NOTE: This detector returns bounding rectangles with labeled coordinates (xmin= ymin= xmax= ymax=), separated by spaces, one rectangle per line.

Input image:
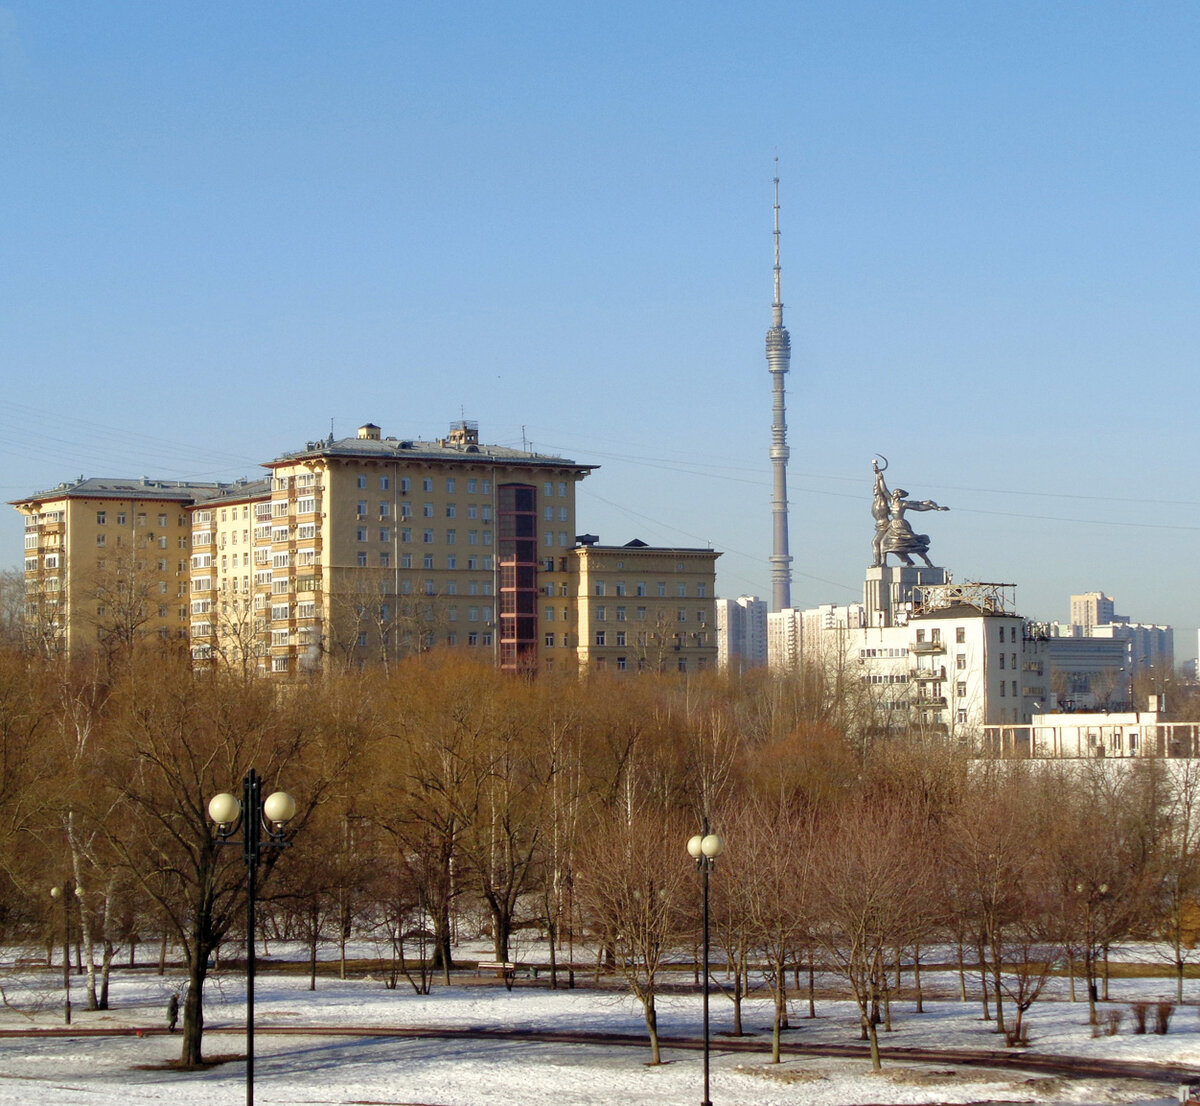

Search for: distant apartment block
xmin=13 ymin=478 xmax=229 ymax=655
xmin=571 ymin=537 xmax=719 ymax=674
xmin=715 ymin=595 xmax=767 ymax=672
xmin=1070 ymin=591 xmax=1121 ymax=630
xmin=13 ymin=421 xmax=720 ymax=677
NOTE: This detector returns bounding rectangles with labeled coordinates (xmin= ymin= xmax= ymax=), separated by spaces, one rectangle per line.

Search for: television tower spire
xmin=766 ymin=161 xmax=793 ymax=611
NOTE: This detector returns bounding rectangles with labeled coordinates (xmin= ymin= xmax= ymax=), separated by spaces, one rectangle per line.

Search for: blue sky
xmin=2 ymin=2 xmax=1198 ymax=655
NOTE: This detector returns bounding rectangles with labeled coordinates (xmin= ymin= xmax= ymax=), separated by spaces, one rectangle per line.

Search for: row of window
xmin=97 ymin=533 xmax=186 ymax=549
xmin=96 ymin=511 xmax=184 ymax=527
xmin=591 ymin=581 xmax=707 ymax=598
xmin=590 ymin=631 xmax=708 ymax=647
xmin=355 ymin=501 xmax=494 ymax=521
xmin=354 ymin=474 xmax=502 ymax=496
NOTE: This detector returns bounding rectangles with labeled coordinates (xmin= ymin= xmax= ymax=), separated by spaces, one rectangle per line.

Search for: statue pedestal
xmin=864 ymin=565 xmax=947 ymax=628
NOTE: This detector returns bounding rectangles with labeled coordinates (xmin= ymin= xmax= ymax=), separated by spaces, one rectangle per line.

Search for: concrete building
xmin=572 ymin=538 xmax=719 ymax=674
xmin=186 ymin=480 xmax=272 ymax=672
xmin=1047 ymin=590 xmax=1174 ymax=705
xmin=1071 ymin=591 xmax=1121 ymax=630
xmin=14 ymin=421 xmax=721 ymax=678
xmin=715 ymin=595 xmax=768 ymax=672
xmin=772 ymin=566 xmax=1047 ymax=736
xmin=245 ymin=420 xmax=594 ymax=675
xmin=13 ymin=477 xmax=229 ymax=654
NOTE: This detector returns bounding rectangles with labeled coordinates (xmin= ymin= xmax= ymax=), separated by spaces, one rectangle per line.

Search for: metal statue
xmin=871 ymin=457 xmax=948 ymax=568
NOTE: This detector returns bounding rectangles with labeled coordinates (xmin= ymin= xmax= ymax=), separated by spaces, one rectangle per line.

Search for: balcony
xmin=910 ymin=640 xmax=945 ymax=655
xmin=911 ymin=666 xmax=947 ymax=681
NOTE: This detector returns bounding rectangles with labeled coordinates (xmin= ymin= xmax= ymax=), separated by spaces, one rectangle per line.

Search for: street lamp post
xmin=1075 ymin=879 xmax=1109 ymax=1024
xmin=208 ymin=769 xmax=297 ymax=1106
xmin=687 ymin=822 xmax=725 ymax=1106
xmin=49 ymin=880 xmax=77 ymax=1025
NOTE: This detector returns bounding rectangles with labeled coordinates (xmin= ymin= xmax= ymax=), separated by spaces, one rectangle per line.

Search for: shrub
xmin=1155 ymin=1002 xmax=1176 ymax=1035
xmin=1104 ymin=1008 xmax=1123 ymax=1036
xmin=1131 ymin=1002 xmax=1150 ymax=1034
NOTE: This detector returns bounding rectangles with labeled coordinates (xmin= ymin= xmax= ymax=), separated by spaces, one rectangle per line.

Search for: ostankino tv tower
xmin=765 ymin=163 xmax=793 ymax=611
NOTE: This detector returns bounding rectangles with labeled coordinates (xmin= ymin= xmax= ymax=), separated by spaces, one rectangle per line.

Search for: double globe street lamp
xmin=48 ymin=880 xmax=80 ymax=1025
xmin=687 ymin=824 xmax=725 ymax=1106
xmin=208 ymin=770 xmax=297 ymax=1106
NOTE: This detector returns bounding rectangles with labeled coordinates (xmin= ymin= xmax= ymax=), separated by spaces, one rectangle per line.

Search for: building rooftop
xmin=11 ymin=477 xmax=235 ymax=506
xmin=268 ymin=422 xmax=594 ymax=472
xmin=574 ymin=536 xmax=719 ymax=555
xmin=190 ymin=479 xmax=272 ymax=506
xmin=907 ymin=601 xmax=1021 ymax=621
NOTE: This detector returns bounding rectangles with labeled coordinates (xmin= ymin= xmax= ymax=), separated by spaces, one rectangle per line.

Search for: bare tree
xmin=91 ymin=653 xmax=341 ymax=1065
xmin=811 ymin=797 xmax=933 ymax=1071
xmin=576 ymin=807 xmax=688 ymax=1064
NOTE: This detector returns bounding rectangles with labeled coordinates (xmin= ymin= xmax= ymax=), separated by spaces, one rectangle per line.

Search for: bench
xmin=477 ymin=960 xmax=516 ymax=989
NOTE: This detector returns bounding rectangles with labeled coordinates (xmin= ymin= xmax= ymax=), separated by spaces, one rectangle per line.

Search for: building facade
xmin=14 ymin=421 xmax=722 ymax=678
xmin=571 ymin=538 xmax=719 ymax=674
xmin=715 ymin=595 xmax=768 ymax=672
xmin=13 ymin=478 xmax=226 ymax=655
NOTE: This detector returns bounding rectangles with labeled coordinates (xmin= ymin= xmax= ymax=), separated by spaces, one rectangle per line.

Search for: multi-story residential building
xmin=12 ymin=421 xmax=726 ymax=678
xmin=187 ymin=480 xmax=271 ymax=672
xmin=715 ymin=595 xmax=768 ymax=672
xmin=1070 ymin=591 xmax=1122 ymax=630
xmin=12 ymin=478 xmax=226 ymax=654
xmin=570 ymin=537 xmax=719 ymax=674
xmin=244 ymin=420 xmax=594 ymax=675
xmin=772 ymin=570 xmax=1048 ymax=737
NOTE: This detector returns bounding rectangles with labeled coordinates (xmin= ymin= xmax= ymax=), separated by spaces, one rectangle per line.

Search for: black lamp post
xmin=208 ymin=770 xmax=297 ymax=1106
xmin=49 ymin=880 xmax=77 ymax=1025
xmin=687 ymin=822 xmax=724 ymax=1106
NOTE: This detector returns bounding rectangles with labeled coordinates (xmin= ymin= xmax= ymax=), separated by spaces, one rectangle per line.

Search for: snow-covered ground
xmin=0 ymin=945 xmax=1193 ymax=1106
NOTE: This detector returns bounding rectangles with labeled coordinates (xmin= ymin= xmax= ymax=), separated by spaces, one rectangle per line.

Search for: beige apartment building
xmin=12 ymin=478 xmax=224 ymax=655
xmin=233 ymin=420 xmax=595 ymax=675
xmin=570 ymin=538 xmax=719 ymax=673
xmin=13 ymin=421 xmax=722 ymax=677
xmin=186 ymin=479 xmax=272 ymax=673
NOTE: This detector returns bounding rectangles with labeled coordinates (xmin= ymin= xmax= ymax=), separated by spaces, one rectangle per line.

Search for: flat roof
xmin=12 ymin=477 xmax=235 ymax=506
xmin=268 ymin=434 xmax=594 ymax=472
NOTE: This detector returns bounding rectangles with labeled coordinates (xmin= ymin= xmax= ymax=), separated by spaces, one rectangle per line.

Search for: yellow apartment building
xmin=12 ymin=478 xmax=223 ymax=655
xmin=13 ymin=422 xmax=722 ymax=677
xmin=251 ymin=420 xmax=594 ymax=675
xmin=186 ymin=479 xmax=271 ymax=673
xmin=570 ymin=538 xmax=720 ymax=673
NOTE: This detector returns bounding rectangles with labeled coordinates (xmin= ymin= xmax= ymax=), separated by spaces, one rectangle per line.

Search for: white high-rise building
xmin=1070 ymin=591 xmax=1123 ymax=630
xmin=715 ymin=595 xmax=768 ymax=672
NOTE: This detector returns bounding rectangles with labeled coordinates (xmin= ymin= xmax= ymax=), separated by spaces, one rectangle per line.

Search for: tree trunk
xmin=308 ymin=920 xmax=318 ymax=992
xmin=99 ymin=942 xmax=113 ymax=1009
xmin=866 ymin=1009 xmax=881 ymax=1071
xmin=643 ymin=995 xmax=662 ymax=1065
xmin=489 ymin=899 xmax=511 ymax=963
xmin=180 ymin=940 xmax=212 ymax=1067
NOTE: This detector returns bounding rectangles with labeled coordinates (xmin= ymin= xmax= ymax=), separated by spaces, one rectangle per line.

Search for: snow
xmin=0 ymin=946 xmax=1190 ymax=1106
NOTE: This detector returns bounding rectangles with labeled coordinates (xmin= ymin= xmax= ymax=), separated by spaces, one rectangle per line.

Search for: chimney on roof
xmin=358 ymin=423 xmax=382 ymax=440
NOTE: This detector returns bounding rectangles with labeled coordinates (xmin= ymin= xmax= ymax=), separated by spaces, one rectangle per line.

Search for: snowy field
xmin=0 ymin=945 xmax=1195 ymax=1106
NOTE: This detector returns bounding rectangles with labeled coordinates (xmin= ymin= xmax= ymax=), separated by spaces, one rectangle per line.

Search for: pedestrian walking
xmin=166 ymin=992 xmax=179 ymax=1033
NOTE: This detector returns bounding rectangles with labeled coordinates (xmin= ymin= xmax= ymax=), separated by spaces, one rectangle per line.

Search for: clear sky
xmin=2 ymin=2 xmax=1198 ymax=656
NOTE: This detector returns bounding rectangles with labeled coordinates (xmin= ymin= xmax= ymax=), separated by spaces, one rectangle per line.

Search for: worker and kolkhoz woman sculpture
xmin=871 ymin=456 xmax=949 ymax=568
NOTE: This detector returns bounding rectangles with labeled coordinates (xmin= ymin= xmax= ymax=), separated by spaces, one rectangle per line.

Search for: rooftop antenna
xmin=765 ymin=157 xmax=793 ymax=611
